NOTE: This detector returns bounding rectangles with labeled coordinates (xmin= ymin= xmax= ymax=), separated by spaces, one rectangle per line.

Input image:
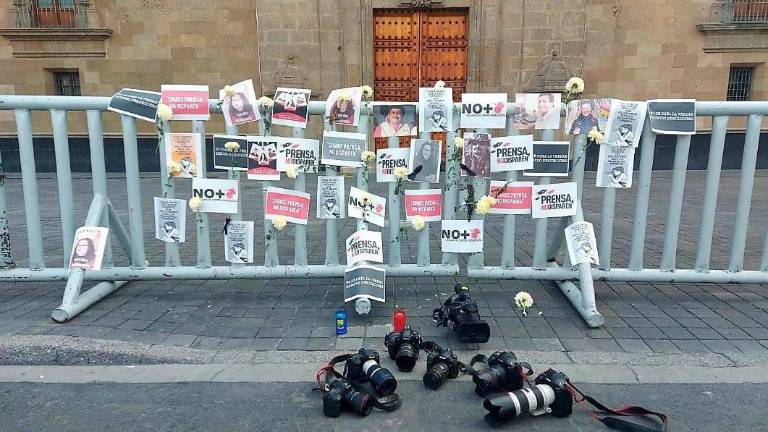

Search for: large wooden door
xmin=373 ymin=8 xmax=468 ymax=151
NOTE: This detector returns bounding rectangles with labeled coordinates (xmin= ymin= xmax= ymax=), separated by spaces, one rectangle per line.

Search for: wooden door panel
xmin=373 ymin=11 xmax=419 ymax=102
xmin=420 ymin=10 xmax=468 ymax=101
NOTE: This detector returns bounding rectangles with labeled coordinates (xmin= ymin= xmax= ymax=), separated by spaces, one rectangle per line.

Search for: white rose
xmin=156 ymin=104 xmax=173 ymax=121
xmin=224 ymin=141 xmax=240 ymax=152
xmin=411 ymin=215 xmax=426 ymax=231
xmin=271 ymin=215 xmax=287 ymax=231
xmin=188 ymin=197 xmax=202 ymax=212
xmin=565 ymin=77 xmax=585 ymax=94
xmin=434 ymin=80 xmax=446 ymax=89
xmin=285 ymin=164 xmax=299 ymax=179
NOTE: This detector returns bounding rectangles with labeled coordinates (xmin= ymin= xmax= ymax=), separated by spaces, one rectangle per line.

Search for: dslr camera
xmin=483 ymin=368 xmax=573 ymax=426
xmin=433 ymin=284 xmax=491 ymax=343
xmin=421 ymin=342 xmax=461 ymax=390
xmin=471 ymin=351 xmax=531 ymax=397
xmin=384 ymin=327 xmax=422 ymax=372
xmin=343 ymin=347 xmax=398 ymax=396
xmin=322 ymin=374 xmax=373 ymax=417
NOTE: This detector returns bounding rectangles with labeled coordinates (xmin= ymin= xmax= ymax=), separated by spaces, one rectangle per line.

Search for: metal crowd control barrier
xmin=0 ymin=96 xmax=766 ymax=329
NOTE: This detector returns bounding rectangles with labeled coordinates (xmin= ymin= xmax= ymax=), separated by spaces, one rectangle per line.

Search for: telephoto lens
xmin=483 ymin=385 xmax=556 ymax=426
xmin=363 ymin=359 xmax=398 ymax=396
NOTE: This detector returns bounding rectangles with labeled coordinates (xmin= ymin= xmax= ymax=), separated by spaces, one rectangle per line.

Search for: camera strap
xmin=565 ymin=381 xmax=668 ymax=432
xmin=316 ymin=354 xmax=403 ymax=413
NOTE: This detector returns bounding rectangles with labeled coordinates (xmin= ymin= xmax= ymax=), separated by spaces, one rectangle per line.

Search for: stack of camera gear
xmin=432 ymin=284 xmax=491 ymax=343
xmin=316 ymin=347 xmax=400 ymax=418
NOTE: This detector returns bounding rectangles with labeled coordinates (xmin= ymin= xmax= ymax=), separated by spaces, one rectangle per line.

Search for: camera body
xmin=534 ymin=369 xmax=573 ymax=418
xmin=472 ymin=351 xmax=527 ymax=396
xmin=384 ymin=327 xmax=422 ymax=372
xmin=433 ymin=284 xmax=491 ymax=343
xmin=422 ymin=344 xmax=460 ymax=390
xmin=343 ymin=347 xmax=397 ymax=396
xmin=322 ymin=375 xmax=373 ymax=418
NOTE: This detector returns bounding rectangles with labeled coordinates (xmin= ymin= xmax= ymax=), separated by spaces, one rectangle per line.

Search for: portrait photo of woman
xmin=409 ymin=139 xmax=442 ymax=183
xmin=220 ymin=79 xmax=261 ymax=127
xmin=70 ymin=238 xmax=96 ymax=270
xmin=68 ymin=227 xmax=108 ymax=271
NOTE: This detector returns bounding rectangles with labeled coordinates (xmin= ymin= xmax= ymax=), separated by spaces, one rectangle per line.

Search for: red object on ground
xmin=393 ymin=309 xmax=407 ymax=332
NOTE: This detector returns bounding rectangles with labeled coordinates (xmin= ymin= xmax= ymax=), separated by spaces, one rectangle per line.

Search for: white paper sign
xmin=531 ymin=182 xmax=578 ymax=219
xmin=376 ymin=147 xmax=411 ymax=182
xmin=322 ymin=131 xmax=368 ymax=168
xmin=604 ymin=99 xmax=647 ymax=147
xmin=348 ymin=187 xmax=386 ymax=228
xmin=225 ymin=221 xmax=254 ymax=264
xmin=460 ymin=93 xmax=508 ymax=129
xmin=154 ymin=197 xmax=186 ymax=243
xmin=191 ymin=178 xmax=239 ymax=214
xmin=276 ymin=138 xmax=320 ymax=174
xmin=419 ymin=87 xmax=453 ymax=132
xmin=441 ymin=220 xmax=484 ymax=253
xmin=565 ymin=221 xmax=599 ymax=265
xmin=325 ymin=87 xmax=363 ymax=126
xmin=69 ymin=226 xmax=109 ymax=271
xmin=346 ymin=230 xmax=384 ymax=266
xmin=317 ymin=176 xmax=345 ymax=219
xmin=596 ymin=145 xmax=635 ymax=188
xmin=490 ymin=135 xmax=534 ymax=172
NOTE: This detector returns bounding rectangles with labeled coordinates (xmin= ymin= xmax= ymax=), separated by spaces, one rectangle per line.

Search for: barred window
xmin=53 ymin=71 xmax=81 ymax=96
xmin=726 ymin=66 xmax=753 ymax=101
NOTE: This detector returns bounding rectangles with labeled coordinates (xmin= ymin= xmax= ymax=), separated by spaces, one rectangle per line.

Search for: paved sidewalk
xmin=0 ymin=171 xmax=767 ymax=359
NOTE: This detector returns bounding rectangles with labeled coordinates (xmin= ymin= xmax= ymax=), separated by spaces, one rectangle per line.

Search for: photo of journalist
xmin=408 ymin=139 xmax=441 ymax=183
xmin=373 ymin=103 xmax=418 ymax=137
xmin=462 ymin=134 xmax=491 ymax=178
xmin=513 ymin=93 xmax=561 ymax=131
xmin=567 ymin=100 xmax=600 ymax=135
xmin=220 ymin=79 xmax=260 ymax=127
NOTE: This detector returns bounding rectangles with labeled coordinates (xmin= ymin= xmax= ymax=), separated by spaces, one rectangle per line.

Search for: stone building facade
xmin=0 ymin=0 xmax=766 ymax=137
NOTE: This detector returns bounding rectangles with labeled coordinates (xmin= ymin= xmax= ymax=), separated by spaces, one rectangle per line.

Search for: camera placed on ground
xmin=469 ymin=351 xmax=533 ymax=397
xmin=420 ymin=341 xmax=461 ymax=390
xmin=432 ymin=284 xmax=491 ymax=343
xmin=384 ymin=326 xmax=422 ymax=372
xmin=343 ymin=347 xmax=398 ymax=396
xmin=482 ymin=368 xmax=573 ymax=426
xmin=322 ymin=374 xmax=374 ymax=417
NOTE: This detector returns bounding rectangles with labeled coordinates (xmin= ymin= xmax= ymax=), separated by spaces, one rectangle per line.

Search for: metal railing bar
xmin=628 ymin=117 xmax=656 ymax=271
xmin=441 ymin=112 xmax=460 ymax=266
xmin=356 ymin=111 xmax=370 ymax=232
xmin=499 ymin=117 xmax=518 ymax=270
xmin=261 ymin=120 xmax=279 ymax=267
xmin=660 ymin=135 xmax=692 ymax=272
xmin=695 ymin=115 xmax=729 ymax=271
xmin=86 ymin=110 xmax=113 ymax=268
xmin=387 ymin=135 xmax=402 ymax=266
xmin=323 ymin=118 xmax=340 ymax=266
xmin=598 ymin=188 xmax=616 ymax=271
xmin=224 ymin=124 xmax=243 ymax=221
xmin=120 ymin=114 xmax=146 ymax=268
xmin=417 ymin=130 xmax=432 ymax=267
xmin=157 ymin=119 xmax=180 ymax=267
xmin=14 ymin=109 xmax=45 ymax=270
xmin=51 ymin=109 xmax=76 ymax=267
xmin=193 ymin=119 xmax=212 ymax=268
xmin=292 ymin=126 xmax=308 ymax=267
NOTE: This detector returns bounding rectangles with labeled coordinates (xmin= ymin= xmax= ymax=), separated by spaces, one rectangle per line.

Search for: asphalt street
xmin=1 ymin=381 xmax=765 ymax=432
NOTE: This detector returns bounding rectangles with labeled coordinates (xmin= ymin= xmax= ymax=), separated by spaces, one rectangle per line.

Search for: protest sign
xmin=524 ymin=141 xmax=570 ymax=177
xmin=213 ymin=135 xmax=249 ymax=171
xmin=565 ymin=98 xmax=611 ymax=135
xmin=372 ymin=102 xmax=418 ymax=137
xmin=441 ymin=220 xmax=484 ymax=253
xmin=154 ymin=197 xmax=186 ymax=243
xmin=272 ymin=87 xmax=311 ymax=128
xmin=647 ymin=99 xmax=696 ymax=135
xmin=531 ymin=182 xmax=578 ymax=219
xmin=247 ymin=136 xmax=280 ymax=180
xmin=596 ymin=145 xmax=635 ymax=188
xmin=489 ymin=181 xmax=533 ymax=215
xmin=346 ymin=230 xmax=384 ymax=266
xmin=565 ymin=221 xmax=599 ymax=265
xmin=460 ymin=93 xmax=507 ymax=129
xmin=348 ymin=187 xmax=386 ymax=228
xmin=317 ymin=176 xmax=345 ymax=219
xmin=462 ymin=133 xmax=491 ymax=178
xmin=512 ymin=93 xmax=561 ymax=130
xmin=224 ymin=221 xmax=254 ymax=264
xmin=376 ymin=147 xmax=410 ymax=183
xmin=276 ymin=138 xmax=320 ymax=174
xmin=69 ymin=226 xmax=109 ymax=271
xmin=344 ymin=265 xmax=386 ymax=303
xmin=604 ymin=99 xmax=647 ymax=147
xmin=322 ymin=131 xmax=367 ymax=167
xmin=166 ymin=133 xmax=202 ymax=178
xmin=490 ymin=135 xmax=534 ymax=172
xmin=191 ymin=178 xmax=239 ymax=214
xmin=160 ymin=84 xmax=210 ymax=121
xmin=419 ymin=87 xmax=453 ymax=132
xmin=265 ymin=187 xmax=311 ymax=225
xmin=107 ymin=88 xmax=161 ymax=122
xmin=408 ymin=139 xmax=442 ymax=183
xmin=219 ymin=79 xmax=260 ymax=127
xmin=404 ymin=189 xmax=442 ymax=222
xmin=325 ymin=87 xmax=363 ymax=126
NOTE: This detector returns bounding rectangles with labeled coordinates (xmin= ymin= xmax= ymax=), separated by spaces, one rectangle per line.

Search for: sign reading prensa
xmin=376 ymin=148 xmax=410 ymax=183
xmin=489 ymin=181 xmax=533 ymax=215
xmin=344 ymin=264 xmax=386 ymax=303
xmin=404 ymin=189 xmax=442 ymax=222
xmin=460 ymin=93 xmax=508 ymax=129
xmin=490 ymin=135 xmax=534 ymax=172
xmin=160 ymin=84 xmax=210 ymax=121
xmin=531 ymin=182 xmax=578 ymax=219
xmin=265 ymin=187 xmax=311 ymax=225
xmin=277 ymin=138 xmax=320 ymax=174
xmin=192 ymin=178 xmax=239 ymax=214
xmin=441 ymin=220 xmax=484 ymax=253
xmin=346 ymin=230 xmax=383 ymax=266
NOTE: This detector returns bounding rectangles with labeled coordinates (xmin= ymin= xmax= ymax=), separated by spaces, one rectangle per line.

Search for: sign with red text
xmin=265 ymin=187 xmax=311 ymax=225
xmin=192 ymin=178 xmax=239 ymax=214
xmin=490 ymin=135 xmax=534 ymax=172
xmin=160 ymin=85 xmax=210 ymax=121
xmin=404 ymin=189 xmax=442 ymax=222
xmin=348 ymin=187 xmax=386 ymax=228
xmin=460 ymin=93 xmax=508 ymax=129
xmin=441 ymin=220 xmax=484 ymax=253
xmin=376 ymin=147 xmax=410 ymax=183
xmin=489 ymin=181 xmax=533 ymax=215
xmin=531 ymin=182 xmax=578 ymax=219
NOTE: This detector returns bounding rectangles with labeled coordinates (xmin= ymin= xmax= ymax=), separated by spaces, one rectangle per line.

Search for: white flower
xmin=223 ymin=85 xmax=237 ymax=97
xmin=167 ymin=162 xmax=181 ymax=176
xmin=361 ymin=85 xmax=374 ymax=99
xmin=411 ymin=215 xmax=426 ymax=231
xmin=338 ymin=94 xmax=352 ymax=103
xmin=479 ymin=195 xmax=497 ymax=207
xmin=258 ymin=96 xmax=274 ymax=108
xmin=514 ymin=291 xmax=534 ymax=316
xmin=224 ymin=141 xmax=240 ymax=152
xmin=434 ymin=80 xmax=446 ymax=89
xmin=271 ymin=215 xmax=287 ymax=231
xmin=454 ymin=137 xmax=465 ymax=149
xmin=565 ymin=77 xmax=585 ymax=94
xmin=156 ymin=104 xmax=173 ymax=121
xmin=476 ymin=200 xmax=492 ymax=215
xmin=361 ymin=150 xmax=376 ymax=162
xmin=588 ymin=127 xmax=604 ymax=144
xmin=188 ymin=197 xmax=202 ymax=212
xmin=393 ymin=166 xmax=409 ymax=180
xmin=285 ymin=164 xmax=299 ymax=179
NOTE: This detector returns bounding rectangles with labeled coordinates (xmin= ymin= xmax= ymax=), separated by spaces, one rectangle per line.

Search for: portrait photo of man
xmin=373 ymin=103 xmax=417 ymax=137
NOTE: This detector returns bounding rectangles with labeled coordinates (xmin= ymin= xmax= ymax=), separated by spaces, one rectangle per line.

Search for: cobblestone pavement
xmin=1 ymin=171 xmax=767 ymax=355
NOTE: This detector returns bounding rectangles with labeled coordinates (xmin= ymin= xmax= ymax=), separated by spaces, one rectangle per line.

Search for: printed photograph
xmin=408 ymin=139 xmax=442 ymax=183
xmin=220 ymin=79 xmax=260 ymax=127
xmin=513 ymin=93 xmax=562 ymax=130
xmin=372 ymin=103 xmax=418 ymax=137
